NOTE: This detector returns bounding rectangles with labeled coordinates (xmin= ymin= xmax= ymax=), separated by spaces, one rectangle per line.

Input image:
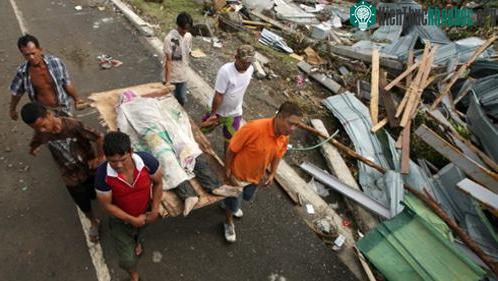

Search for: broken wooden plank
xmin=311 ymin=119 xmax=378 ymax=232
xmin=430 ymin=36 xmax=497 ymax=110
xmin=354 ymin=246 xmax=377 ymax=281
xmin=380 ymin=71 xmax=398 ymax=127
xmin=330 ymin=44 xmax=404 ymax=71
xmin=298 ymin=61 xmax=343 ymax=94
xmin=400 ymin=44 xmax=436 ymax=127
xmin=370 ymin=49 xmax=380 ymax=125
xmin=370 ymin=118 xmax=388 ymax=133
xmin=384 ymin=59 xmax=421 ymax=91
xmin=400 ymin=121 xmax=412 ymax=174
xmin=406 ymin=50 xmax=414 ymax=86
xmin=457 ymin=178 xmax=498 ymax=215
xmin=415 ymin=124 xmax=498 ymax=193
xmin=250 ymin=10 xmax=315 ymax=44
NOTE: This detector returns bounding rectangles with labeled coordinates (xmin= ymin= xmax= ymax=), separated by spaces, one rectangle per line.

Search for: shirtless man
xmin=9 ymin=34 xmax=86 ymax=120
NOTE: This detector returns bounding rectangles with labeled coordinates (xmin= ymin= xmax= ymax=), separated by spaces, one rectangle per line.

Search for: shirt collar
xmin=268 ymin=118 xmax=277 ymax=138
xmin=106 ymin=153 xmax=145 ymax=177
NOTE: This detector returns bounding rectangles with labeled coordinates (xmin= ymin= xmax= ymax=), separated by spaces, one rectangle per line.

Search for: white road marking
xmin=77 ymin=209 xmax=111 ymax=281
xmin=8 ymin=1 xmax=112 ymax=280
xmin=8 ymin=0 xmax=27 ymax=34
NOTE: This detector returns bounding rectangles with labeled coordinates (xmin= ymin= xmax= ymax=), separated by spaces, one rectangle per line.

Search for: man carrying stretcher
xmin=115 ymin=89 xmax=242 ymax=216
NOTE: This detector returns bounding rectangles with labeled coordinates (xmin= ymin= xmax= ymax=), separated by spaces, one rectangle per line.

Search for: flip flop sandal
xmin=88 ymin=220 xmax=100 ymax=243
xmin=135 ymin=243 xmax=144 ymax=257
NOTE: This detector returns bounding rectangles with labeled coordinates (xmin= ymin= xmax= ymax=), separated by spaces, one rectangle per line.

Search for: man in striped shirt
xmin=9 ymin=34 xmax=86 ymax=120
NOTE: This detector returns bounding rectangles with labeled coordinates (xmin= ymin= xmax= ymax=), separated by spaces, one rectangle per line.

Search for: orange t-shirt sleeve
xmin=228 ymin=124 xmax=256 ymax=153
xmin=275 ymin=136 xmax=289 ymax=158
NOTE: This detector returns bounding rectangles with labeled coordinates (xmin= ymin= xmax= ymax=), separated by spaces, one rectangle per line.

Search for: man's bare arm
xmin=97 ymin=192 xmax=146 ymax=227
xmin=63 ymin=84 xmax=81 ymax=103
xmin=164 ymin=55 xmax=172 ymax=84
xmin=9 ymin=95 xmax=22 ymax=120
xmin=264 ymin=156 xmax=281 ymax=186
xmin=147 ymin=169 xmax=164 ymax=223
xmin=210 ymin=91 xmax=224 ymax=116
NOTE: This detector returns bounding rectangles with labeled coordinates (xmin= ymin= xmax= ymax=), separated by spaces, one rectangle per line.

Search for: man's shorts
xmin=201 ymin=113 xmax=242 ymax=141
xmin=66 ymin=176 xmax=96 ymax=213
xmin=223 ymin=183 xmax=257 ymax=213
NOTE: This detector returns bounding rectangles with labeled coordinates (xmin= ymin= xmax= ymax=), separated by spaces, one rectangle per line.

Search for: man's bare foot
xmin=212 ymin=184 xmax=243 ymax=197
xmin=135 ymin=243 xmax=143 ymax=257
xmin=183 ymin=196 xmax=199 ymax=216
xmin=75 ymin=100 xmax=90 ymax=110
xmin=88 ymin=219 xmax=100 ymax=243
xmin=129 ymin=271 xmax=140 ymax=281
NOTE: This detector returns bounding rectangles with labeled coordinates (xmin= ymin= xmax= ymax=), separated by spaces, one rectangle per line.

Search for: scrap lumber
xmin=330 ymin=44 xmax=404 ymax=71
xmin=406 ymin=50 xmax=414 ymax=86
xmin=354 ymin=246 xmax=377 ymax=281
xmin=384 ymin=60 xmax=421 ymax=91
xmin=457 ymin=179 xmax=498 ymax=216
xmin=430 ymin=36 xmax=497 ymax=110
xmin=400 ymin=44 xmax=438 ymax=127
xmin=380 ymin=71 xmax=398 ymax=127
xmin=371 ymin=118 xmax=388 ymax=133
xmin=301 ymin=121 xmax=498 ymax=274
xmin=405 ymin=185 xmax=498 ymax=276
xmin=298 ymin=123 xmax=385 ymax=174
xmin=298 ymin=61 xmax=343 ymax=94
xmin=242 ymin=20 xmax=271 ymax=28
xmin=415 ymin=124 xmax=498 ymax=193
xmin=311 ymin=119 xmax=378 ymax=231
xmin=400 ymin=121 xmax=411 ymax=174
xmin=370 ymin=49 xmax=380 ymax=125
xmin=250 ymin=10 xmax=315 ymax=45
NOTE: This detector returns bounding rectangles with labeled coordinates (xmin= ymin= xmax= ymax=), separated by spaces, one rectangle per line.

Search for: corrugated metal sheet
xmin=381 ymin=34 xmax=418 ymax=60
xmin=322 ymin=92 xmax=435 ymax=209
xmin=429 ymin=164 xmax=498 ymax=261
xmin=372 ymin=25 xmax=403 ymax=43
xmin=466 ymin=92 xmax=498 ymax=163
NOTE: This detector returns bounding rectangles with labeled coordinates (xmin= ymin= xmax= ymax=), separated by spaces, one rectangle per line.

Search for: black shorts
xmin=66 ymin=176 xmax=96 ymax=213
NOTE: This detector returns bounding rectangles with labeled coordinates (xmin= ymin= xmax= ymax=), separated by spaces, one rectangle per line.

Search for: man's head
xmin=176 ymin=12 xmax=193 ymax=36
xmin=103 ymin=131 xmax=133 ymax=173
xmin=273 ymin=102 xmax=303 ymax=136
xmin=17 ymin=34 xmax=44 ymax=66
xmin=234 ymin=45 xmax=255 ymax=72
xmin=21 ymin=102 xmax=60 ymax=133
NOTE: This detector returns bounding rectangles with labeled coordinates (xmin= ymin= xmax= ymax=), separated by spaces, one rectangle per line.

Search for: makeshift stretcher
xmin=89 ymin=82 xmax=227 ymax=217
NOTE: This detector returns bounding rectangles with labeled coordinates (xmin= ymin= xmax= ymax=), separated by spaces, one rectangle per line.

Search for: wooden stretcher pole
xmin=299 ymin=122 xmax=498 ymax=274
xmin=298 ymin=123 xmax=386 ymax=173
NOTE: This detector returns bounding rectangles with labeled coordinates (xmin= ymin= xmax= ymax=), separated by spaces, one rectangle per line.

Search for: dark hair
xmin=21 ymin=102 xmax=47 ymax=124
xmin=276 ymin=102 xmax=303 ymax=118
xmin=176 ymin=12 xmax=193 ymax=29
xmin=17 ymin=34 xmax=40 ymax=50
xmin=103 ymin=131 xmax=132 ymax=157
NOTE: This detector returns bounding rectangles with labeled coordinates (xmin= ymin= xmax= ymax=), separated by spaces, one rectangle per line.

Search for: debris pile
xmin=199 ymin=0 xmax=498 ymax=279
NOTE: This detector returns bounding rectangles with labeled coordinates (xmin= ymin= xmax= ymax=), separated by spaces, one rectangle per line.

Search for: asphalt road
xmin=0 ymin=0 xmax=358 ymax=280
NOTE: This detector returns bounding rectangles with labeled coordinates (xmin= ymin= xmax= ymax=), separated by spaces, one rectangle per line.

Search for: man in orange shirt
xmin=223 ymin=102 xmax=303 ymax=242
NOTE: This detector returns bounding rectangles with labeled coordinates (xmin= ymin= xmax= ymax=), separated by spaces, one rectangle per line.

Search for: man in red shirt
xmin=95 ymin=132 xmax=163 ymax=281
xmin=223 ymin=102 xmax=303 ymax=242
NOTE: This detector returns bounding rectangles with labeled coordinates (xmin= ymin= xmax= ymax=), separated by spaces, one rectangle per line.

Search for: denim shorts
xmin=223 ymin=183 xmax=257 ymax=212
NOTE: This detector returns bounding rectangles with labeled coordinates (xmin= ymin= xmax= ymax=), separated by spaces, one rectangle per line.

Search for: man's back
xmin=214 ymin=62 xmax=254 ymax=117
